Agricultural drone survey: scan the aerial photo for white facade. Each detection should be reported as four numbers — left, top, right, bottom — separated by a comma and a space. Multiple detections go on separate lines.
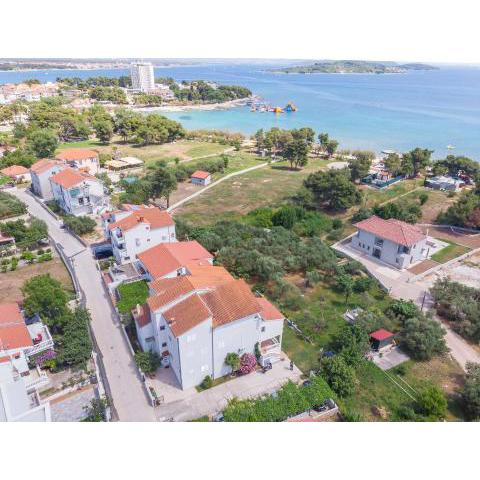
51, 177, 105, 216
130, 62, 155, 92
30, 163, 64, 200
110, 222, 176, 264
352, 229, 428, 269
65, 156, 99, 175
135, 291, 284, 390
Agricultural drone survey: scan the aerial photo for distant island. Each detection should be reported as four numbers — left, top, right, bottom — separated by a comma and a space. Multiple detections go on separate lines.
272, 60, 438, 74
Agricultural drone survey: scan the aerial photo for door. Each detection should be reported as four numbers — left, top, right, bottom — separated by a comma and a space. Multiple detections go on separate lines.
373, 248, 381, 259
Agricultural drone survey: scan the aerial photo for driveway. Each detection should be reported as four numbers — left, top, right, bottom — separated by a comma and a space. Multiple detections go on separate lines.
334, 238, 480, 371
10, 188, 155, 421
153, 356, 302, 421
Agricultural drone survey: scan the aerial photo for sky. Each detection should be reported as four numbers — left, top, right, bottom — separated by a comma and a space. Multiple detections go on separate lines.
2, 0, 480, 63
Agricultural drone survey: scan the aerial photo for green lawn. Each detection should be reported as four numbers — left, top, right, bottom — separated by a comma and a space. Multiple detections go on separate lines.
361, 178, 422, 208
117, 280, 149, 314
431, 241, 470, 263
282, 326, 320, 374
57, 138, 229, 166
0, 175, 12, 185
339, 357, 465, 421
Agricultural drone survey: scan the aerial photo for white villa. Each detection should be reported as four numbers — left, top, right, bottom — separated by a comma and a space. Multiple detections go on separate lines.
103, 205, 176, 264
30, 158, 65, 200
50, 168, 106, 216
133, 265, 284, 390
55, 149, 100, 175
352, 215, 428, 269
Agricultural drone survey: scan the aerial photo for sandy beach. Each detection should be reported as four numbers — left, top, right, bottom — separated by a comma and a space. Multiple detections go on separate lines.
132, 96, 256, 113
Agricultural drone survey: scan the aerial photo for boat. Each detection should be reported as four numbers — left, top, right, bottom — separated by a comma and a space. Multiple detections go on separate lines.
272, 106, 284, 113
284, 102, 298, 112
447, 145, 455, 150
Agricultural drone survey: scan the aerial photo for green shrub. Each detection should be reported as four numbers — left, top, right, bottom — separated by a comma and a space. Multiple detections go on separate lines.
63, 215, 96, 235
200, 375, 213, 390
134, 351, 161, 374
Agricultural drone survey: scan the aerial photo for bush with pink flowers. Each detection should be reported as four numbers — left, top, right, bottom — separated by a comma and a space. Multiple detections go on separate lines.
239, 353, 257, 375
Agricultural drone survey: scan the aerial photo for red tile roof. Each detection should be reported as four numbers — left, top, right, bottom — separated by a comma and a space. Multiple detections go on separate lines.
354, 215, 426, 247
30, 158, 63, 174
137, 241, 213, 279
202, 279, 261, 328
1, 165, 29, 177
191, 170, 211, 180
56, 148, 99, 161
49, 168, 96, 189
108, 207, 174, 233
370, 329, 395, 341
134, 303, 151, 328
147, 276, 197, 312
163, 294, 211, 337
256, 297, 284, 321
0, 303, 32, 350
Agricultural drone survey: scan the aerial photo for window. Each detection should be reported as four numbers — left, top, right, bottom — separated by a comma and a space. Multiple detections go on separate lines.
161, 342, 167, 347
160, 325, 166, 331
135, 238, 141, 247
162, 236, 167, 241
374, 237, 384, 247
261, 326, 266, 332
78, 197, 84, 205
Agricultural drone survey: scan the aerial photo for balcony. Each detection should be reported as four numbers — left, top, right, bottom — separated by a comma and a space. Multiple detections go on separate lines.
25, 322, 54, 358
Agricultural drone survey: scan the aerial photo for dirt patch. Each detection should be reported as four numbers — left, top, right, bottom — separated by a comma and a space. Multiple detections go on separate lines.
0, 258, 74, 303
408, 259, 439, 275
420, 226, 480, 248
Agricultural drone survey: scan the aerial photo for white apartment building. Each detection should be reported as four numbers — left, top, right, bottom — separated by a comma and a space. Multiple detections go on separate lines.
30, 158, 65, 200
134, 268, 284, 390
50, 168, 106, 216
103, 205, 176, 264
130, 62, 155, 92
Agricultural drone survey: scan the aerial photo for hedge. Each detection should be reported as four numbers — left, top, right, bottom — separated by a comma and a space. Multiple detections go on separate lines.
223, 376, 333, 422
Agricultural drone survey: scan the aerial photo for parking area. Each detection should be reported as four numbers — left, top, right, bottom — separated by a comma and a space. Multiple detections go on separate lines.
151, 353, 302, 421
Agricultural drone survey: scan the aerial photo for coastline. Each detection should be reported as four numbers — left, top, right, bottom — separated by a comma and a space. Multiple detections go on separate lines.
131, 96, 256, 113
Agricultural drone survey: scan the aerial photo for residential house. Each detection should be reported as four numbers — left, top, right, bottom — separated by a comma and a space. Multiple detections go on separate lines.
56, 148, 100, 175
50, 168, 106, 216
191, 170, 212, 186
30, 158, 65, 200
136, 240, 213, 280
0, 303, 54, 377
351, 215, 427, 269
0, 165, 31, 183
133, 265, 284, 390
426, 175, 465, 191
103, 205, 176, 264
0, 358, 51, 422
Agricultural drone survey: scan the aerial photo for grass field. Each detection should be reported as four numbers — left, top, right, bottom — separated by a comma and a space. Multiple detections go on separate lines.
57, 138, 229, 166
176, 159, 330, 224
117, 280, 149, 314
360, 178, 423, 208
431, 240, 470, 263
339, 357, 465, 421
0, 257, 74, 303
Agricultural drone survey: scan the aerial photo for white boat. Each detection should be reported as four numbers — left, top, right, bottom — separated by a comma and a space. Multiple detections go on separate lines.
447, 145, 455, 150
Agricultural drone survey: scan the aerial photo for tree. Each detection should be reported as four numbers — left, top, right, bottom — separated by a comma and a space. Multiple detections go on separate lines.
401, 148, 433, 177
326, 139, 339, 157
272, 205, 304, 229
93, 119, 114, 143
437, 190, 480, 228
383, 153, 402, 176
283, 138, 309, 169
401, 316, 447, 360
318, 132, 329, 153
225, 352, 240, 374
63, 215, 97, 235
332, 324, 370, 367
27, 129, 59, 158
148, 165, 177, 207
336, 274, 355, 304
134, 351, 161, 374
462, 362, 480, 420
320, 355, 356, 397
57, 308, 93, 368
304, 169, 362, 211
349, 152, 373, 182
22, 274, 69, 330
417, 386, 447, 420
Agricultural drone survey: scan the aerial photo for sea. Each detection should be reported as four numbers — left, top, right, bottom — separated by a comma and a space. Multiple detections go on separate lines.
2, 62, 480, 159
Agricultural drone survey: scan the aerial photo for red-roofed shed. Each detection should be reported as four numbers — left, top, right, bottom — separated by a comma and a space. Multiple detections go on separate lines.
370, 329, 395, 350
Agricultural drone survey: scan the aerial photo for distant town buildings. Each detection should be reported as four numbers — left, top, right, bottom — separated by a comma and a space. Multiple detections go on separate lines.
0, 82, 58, 104
130, 62, 155, 92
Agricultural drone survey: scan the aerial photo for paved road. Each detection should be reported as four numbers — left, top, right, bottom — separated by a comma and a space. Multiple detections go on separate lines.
11, 188, 155, 421
167, 160, 273, 212
334, 240, 480, 370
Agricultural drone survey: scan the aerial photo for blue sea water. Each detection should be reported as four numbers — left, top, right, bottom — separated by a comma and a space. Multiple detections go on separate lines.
1, 63, 480, 159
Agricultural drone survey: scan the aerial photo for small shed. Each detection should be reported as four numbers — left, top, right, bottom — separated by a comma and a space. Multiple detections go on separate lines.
1, 165, 31, 182
191, 170, 212, 186
369, 329, 395, 351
